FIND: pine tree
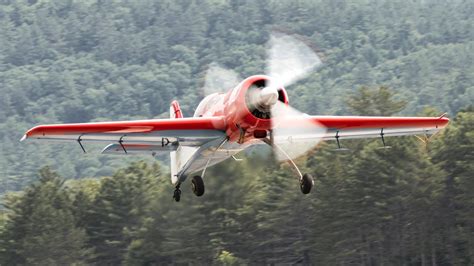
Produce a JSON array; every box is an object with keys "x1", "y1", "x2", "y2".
[
  {"x1": 305, "y1": 85, "x2": 445, "y2": 264},
  {"x1": 346, "y1": 86, "x2": 407, "y2": 116},
  {"x1": 431, "y1": 108, "x2": 474, "y2": 264},
  {"x1": 232, "y1": 154, "x2": 316, "y2": 264},
  {"x1": 85, "y1": 161, "x2": 160, "y2": 264},
  {"x1": 0, "y1": 167, "x2": 92, "y2": 265}
]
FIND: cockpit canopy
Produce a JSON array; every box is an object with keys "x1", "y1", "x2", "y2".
[{"x1": 193, "y1": 93, "x2": 222, "y2": 117}]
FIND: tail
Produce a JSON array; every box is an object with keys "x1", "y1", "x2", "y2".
[{"x1": 170, "y1": 100, "x2": 183, "y2": 119}]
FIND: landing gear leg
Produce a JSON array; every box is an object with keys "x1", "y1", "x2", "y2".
[
  {"x1": 263, "y1": 138, "x2": 315, "y2": 194},
  {"x1": 173, "y1": 183, "x2": 181, "y2": 202}
]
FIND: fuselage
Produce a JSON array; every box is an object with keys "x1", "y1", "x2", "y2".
[
  {"x1": 193, "y1": 75, "x2": 288, "y2": 144},
  {"x1": 171, "y1": 75, "x2": 288, "y2": 178}
]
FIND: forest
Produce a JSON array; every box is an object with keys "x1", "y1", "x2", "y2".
[{"x1": 0, "y1": 0, "x2": 473, "y2": 264}]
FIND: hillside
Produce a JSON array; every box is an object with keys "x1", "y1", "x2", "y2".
[
  {"x1": 0, "y1": 0, "x2": 473, "y2": 264},
  {"x1": 1, "y1": 0, "x2": 473, "y2": 188}
]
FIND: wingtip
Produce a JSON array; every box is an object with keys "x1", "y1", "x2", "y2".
[
  {"x1": 20, "y1": 134, "x2": 27, "y2": 142},
  {"x1": 437, "y1": 113, "x2": 450, "y2": 127}
]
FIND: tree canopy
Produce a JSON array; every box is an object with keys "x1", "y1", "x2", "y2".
[
  {"x1": 0, "y1": 0, "x2": 473, "y2": 264},
  {"x1": 0, "y1": 0, "x2": 472, "y2": 186}
]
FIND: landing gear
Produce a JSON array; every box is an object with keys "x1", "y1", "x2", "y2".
[
  {"x1": 263, "y1": 137, "x2": 316, "y2": 195},
  {"x1": 173, "y1": 184, "x2": 181, "y2": 202},
  {"x1": 300, "y1": 173, "x2": 314, "y2": 194},
  {"x1": 191, "y1": 175, "x2": 205, "y2": 196},
  {"x1": 172, "y1": 176, "x2": 205, "y2": 202}
]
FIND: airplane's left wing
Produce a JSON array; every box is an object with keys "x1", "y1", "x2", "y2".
[
  {"x1": 22, "y1": 117, "x2": 227, "y2": 153},
  {"x1": 273, "y1": 114, "x2": 449, "y2": 143}
]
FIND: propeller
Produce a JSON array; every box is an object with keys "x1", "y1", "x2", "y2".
[
  {"x1": 261, "y1": 32, "x2": 325, "y2": 161},
  {"x1": 266, "y1": 32, "x2": 322, "y2": 88},
  {"x1": 270, "y1": 101, "x2": 326, "y2": 162},
  {"x1": 202, "y1": 62, "x2": 241, "y2": 96},
  {"x1": 203, "y1": 32, "x2": 326, "y2": 161}
]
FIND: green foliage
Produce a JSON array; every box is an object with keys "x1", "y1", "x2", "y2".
[
  {"x1": 0, "y1": 0, "x2": 472, "y2": 185},
  {"x1": 0, "y1": 167, "x2": 93, "y2": 265},
  {"x1": 216, "y1": 250, "x2": 241, "y2": 265},
  {"x1": 430, "y1": 109, "x2": 474, "y2": 264},
  {"x1": 0, "y1": 0, "x2": 473, "y2": 264},
  {"x1": 347, "y1": 86, "x2": 407, "y2": 116},
  {"x1": 84, "y1": 161, "x2": 161, "y2": 264},
  {"x1": 1, "y1": 106, "x2": 473, "y2": 264}
]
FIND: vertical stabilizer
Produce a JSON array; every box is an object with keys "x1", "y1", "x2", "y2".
[{"x1": 170, "y1": 100, "x2": 183, "y2": 119}]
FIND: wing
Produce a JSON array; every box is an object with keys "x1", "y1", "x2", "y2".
[
  {"x1": 274, "y1": 115, "x2": 449, "y2": 142},
  {"x1": 22, "y1": 117, "x2": 227, "y2": 153}
]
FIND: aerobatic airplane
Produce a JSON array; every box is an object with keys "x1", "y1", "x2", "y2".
[{"x1": 22, "y1": 33, "x2": 449, "y2": 201}]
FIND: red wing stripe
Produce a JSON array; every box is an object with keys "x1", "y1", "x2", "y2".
[
  {"x1": 25, "y1": 117, "x2": 226, "y2": 138},
  {"x1": 104, "y1": 126, "x2": 154, "y2": 133},
  {"x1": 310, "y1": 116, "x2": 449, "y2": 129}
]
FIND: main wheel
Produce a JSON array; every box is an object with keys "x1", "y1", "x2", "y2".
[
  {"x1": 300, "y1": 173, "x2": 314, "y2": 194},
  {"x1": 173, "y1": 188, "x2": 181, "y2": 202},
  {"x1": 191, "y1": 175, "x2": 205, "y2": 196}
]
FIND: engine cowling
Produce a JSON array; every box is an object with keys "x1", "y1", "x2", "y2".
[{"x1": 224, "y1": 75, "x2": 288, "y2": 143}]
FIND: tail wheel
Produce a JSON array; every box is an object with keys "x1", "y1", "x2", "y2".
[
  {"x1": 191, "y1": 175, "x2": 205, "y2": 196},
  {"x1": 300, "y1": 173, "x2": 314, "y2": 194}
]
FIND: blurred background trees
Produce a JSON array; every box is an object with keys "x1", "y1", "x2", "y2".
[
  {"x1": 0, "y1": 0, "x2": 473, "y2": 264},
  {"x1": 0, "y1": 0, "x2": 472, "y2": 185},
  {"x1": 1, "y1": 91, "x2": 472, "y2": 265}
]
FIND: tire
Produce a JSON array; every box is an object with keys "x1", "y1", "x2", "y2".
[
  {"x1": 300, "y1": 173, "x2": 314, "y2": 194},
  {"x1": 191, "y1": 175, "x2": 205, "y2": 196},
  {"x1": 173, "y1": 189, "x2": 181, "y2": 202}
]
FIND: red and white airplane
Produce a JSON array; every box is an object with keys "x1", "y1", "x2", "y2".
[{"x1": 22, "y1": 33, "x2": 449, "y2": 201}]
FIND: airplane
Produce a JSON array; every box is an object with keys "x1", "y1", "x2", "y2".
[{"x1": 21, "y1": 33, "x2": 450, "y2": 202}]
